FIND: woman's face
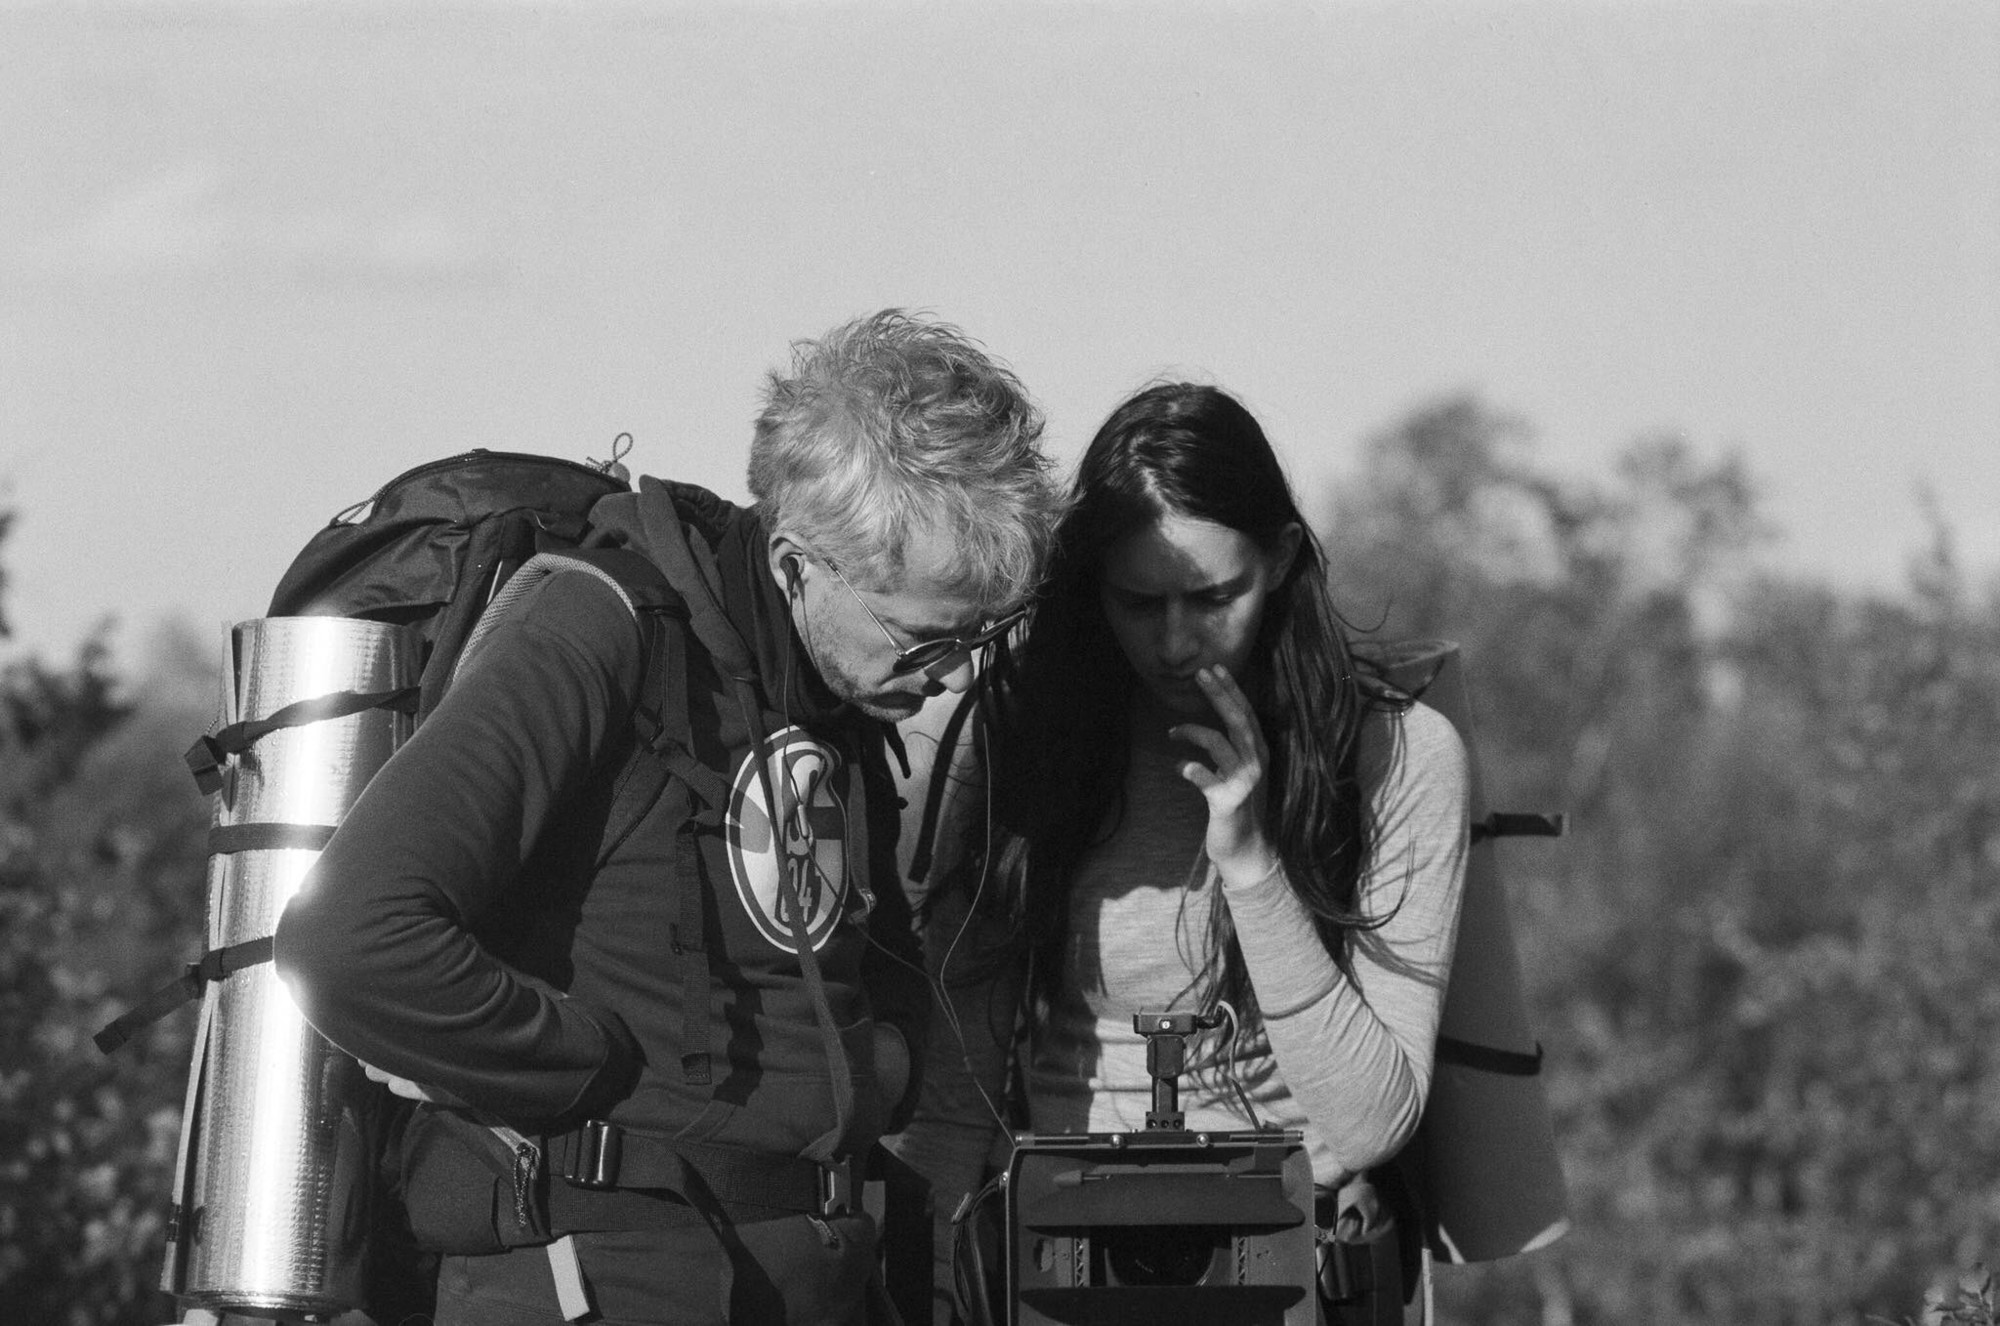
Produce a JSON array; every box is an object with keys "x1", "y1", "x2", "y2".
[{"x1": 1098, "y1": 512, "x2": 1299, "y2": 719}]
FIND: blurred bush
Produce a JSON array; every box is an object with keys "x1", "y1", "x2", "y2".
[
  {"x1": 1327, "y1": 398, "x2": 2000, "y2": 1324},
  {"x1": 1, "y1": 597, "x2": 212, "y2": 1326}
]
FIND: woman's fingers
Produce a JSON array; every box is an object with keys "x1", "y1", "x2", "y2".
[
  {"x1": 1163, "y1": 667, "x2": 1275, "y2": 873},
  {"x1": 1169, "y1": 720, "x2": 1234, "y2": 771},
  {"x1": 1184, "y1": 664, "x2": 1264, "y2": 780},
  {"x1": 1171, "y1": 719, "x2": 1262, "y2": 813},
  {"x1": 1180, "y1": 760, "x2": 1222, "y2": 791},
  {"x1": 1196, "y1": 665, "x2": 1267, "y2": 763}
]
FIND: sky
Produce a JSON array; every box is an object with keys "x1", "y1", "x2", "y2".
[{"x1": 2, "y1": 0, "x2": 1996, "y2": 671}]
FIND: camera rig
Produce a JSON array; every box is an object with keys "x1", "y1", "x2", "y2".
[{"x1": 998, "y1": 1010, "x2": 1317, "y2": 1325}]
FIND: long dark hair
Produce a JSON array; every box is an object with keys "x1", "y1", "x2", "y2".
[{"x1": 970, "y1": 382, "x2": 1407, "y2": 1025}]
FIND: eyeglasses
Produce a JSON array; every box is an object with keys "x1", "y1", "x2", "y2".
[{"x1": 818, "y1": 557, "x2": 1026, "y2": 676}]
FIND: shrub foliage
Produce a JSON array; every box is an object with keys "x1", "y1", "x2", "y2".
[{"x1": 1327, "y1": 399, "x2": 2000, "y2": 1324}]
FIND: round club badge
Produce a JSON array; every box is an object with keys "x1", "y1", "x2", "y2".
[{"x1": 725, "y1": 726, "x2": 850, "y2": 953}]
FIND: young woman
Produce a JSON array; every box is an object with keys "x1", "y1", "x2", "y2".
[{"x1": 893, "y1": 382, "x2": 1472, "y2": 1325}]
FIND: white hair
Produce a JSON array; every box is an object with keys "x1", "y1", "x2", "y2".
[{"x1": 747, "y1": 309, "x2": 1060, "y2": 613}]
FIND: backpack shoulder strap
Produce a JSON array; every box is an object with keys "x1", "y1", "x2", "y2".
[
  {"x1": 452, "y1": 547, "x2": 681, "y2": 680},
  {"x1": 487, "y1": 545, "x2": 738, "y2": 1091},
  {"x1": 907, "y1": 686, "x2": 983, "y2": 885},
  {"x1": 415, "y1": 509, "x2": 548, "y2": 720},
  {"x1": 611, "y1": 485, "x2": 864, "y2": 1140},
  {"x1": 625, "y1": 477, "x2": 758, "y2": 683},
  {"x1": 454, "y1": 545, "x2": 734, "y2": 815}
]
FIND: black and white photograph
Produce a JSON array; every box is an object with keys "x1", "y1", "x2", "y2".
[{"x1": 2, "y1": 3, "x2": 1995, "y2": 1324}]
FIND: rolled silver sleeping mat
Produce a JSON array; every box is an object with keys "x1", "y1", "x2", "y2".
[{"x1": 169, "y1": 616, "x2": 416, "y2": 1320}]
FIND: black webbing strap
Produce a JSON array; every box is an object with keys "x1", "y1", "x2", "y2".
[
  {"x1": 780, "y1": 859, "x2": 852, "y2": 1164},
  {"x1": 907, "y1": 688, "x2": 980, "y2": 885},
  {"x1": 554, "y1": 548, "x2": 730, "y2": 1096},
  {"x1": 669, "y1": 816, "x2": 713, "y2": 1087},
  {"x1": 578, "y1": 505, "x2": 845, "y2": 1140},
  {"x1": 93, "y1": 937, "x2": 276, "y2": 1054},
  {"x1": 208, "y1": 822, "x2": 338, "y2": 855},
  {"x1": 184, "y1": 686, "x2": 420, "y2": 795},
  {"x1": 737, "y1": 678, "x2": 854, "y2": 1166},
  {"x1": 548, "y1": 1121, "x2": 829, "y2": 1213},
  {"x1": 1470, "y1": 812, "x2": 1568, "y2": 843},
  {"x1": 630, "y1": 605, "x2": 722, "y2": 1090},
  {"x1": 1435, "y1": 1034, "x2": 1544, "y2": 1077},
  {"x1": 644, "y1": 738, "x2": 733, "y2": 826}
]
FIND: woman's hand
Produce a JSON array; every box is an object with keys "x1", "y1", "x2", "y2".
[{"x1": 1168, "y1": 664, "x2": 1284, "y2": 888}]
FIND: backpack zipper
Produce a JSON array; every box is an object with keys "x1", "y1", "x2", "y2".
[
  {"x1": 334, "y1": 449, "x2": 628, "y2": 525},
  {"x1": 485, "y1": 1120, "x2": 543, "y2": 1232}
]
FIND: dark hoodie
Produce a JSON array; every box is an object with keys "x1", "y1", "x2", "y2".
[{"x1": 276, "y1": 480, "x2": 928, "y2": 1182}]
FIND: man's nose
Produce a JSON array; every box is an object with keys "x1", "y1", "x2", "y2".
[{"x1": 922, "y1": 652, "x2": 976, "y2": 696}]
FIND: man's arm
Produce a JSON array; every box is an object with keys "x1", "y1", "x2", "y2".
[{"x1": 275, "y1": 573, "x2": 647, "y2": 1128}]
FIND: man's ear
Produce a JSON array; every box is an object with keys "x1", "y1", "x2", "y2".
[{"x1": 766, "y1": 533, "x2": 809, "y2": 596}]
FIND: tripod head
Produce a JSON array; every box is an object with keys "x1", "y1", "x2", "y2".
[{"x1": 1134, "y1": 1009, "x2": 1224, "y2": 1130}]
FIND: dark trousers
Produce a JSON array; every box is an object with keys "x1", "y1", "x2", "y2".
[{"x1": 432, "y1": 1211, "x2": 878, "y2": 1326}]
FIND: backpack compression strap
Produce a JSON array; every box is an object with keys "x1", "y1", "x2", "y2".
[
  {"x1": 183, "y1": 686, "x2": 420, "y2": 796},
  {"x1": 1470, "y1": 812, "x2": 1567, "y2": 842},
  {"x1": 1427, "y1": 807, "x2": 1566, "y2": 1076},
  {"x1": 114, "y1": 687, "x2": 418, "y2": 1051},
  {"x1": 1434, "y1": 1035, "x2": 1543, "y2": 1076},
  {"x1": 92, "y1": 816, "x2": 342, "y2": 1053},
  {"x1": 92, "y1": 938, "x2": 274, "y2": 1054}
]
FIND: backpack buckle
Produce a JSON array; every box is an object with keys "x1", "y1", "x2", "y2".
[
  {"x1": 818, "y1": 1156, "x2": 859, "y2": 1217},
  {"x1": 563, "y1": 1120, "x2": 623, "y2": 1190},
  {"x1": 183, "y1": 734, "x2": 228, "y2": 796}
]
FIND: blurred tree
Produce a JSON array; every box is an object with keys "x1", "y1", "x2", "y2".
[
  {"x1": 0, "y1": 512, "x2": 212, "y2": 1325},
  {"x1": 1325, "y1": 397, "x2": 1999, "y2": 1324}
]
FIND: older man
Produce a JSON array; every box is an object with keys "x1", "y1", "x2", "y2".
[{"x1": 276, "y1": 310, "x2": 1059, "y2": 1325}]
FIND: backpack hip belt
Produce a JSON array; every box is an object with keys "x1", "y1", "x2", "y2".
[{"x1": 547, "y1": 1121, "x2": 858, "y2": 1217}]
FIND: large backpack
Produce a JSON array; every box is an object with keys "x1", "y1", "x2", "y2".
[
  {"x1": 98, "y1": 447, "x2": 704, "y2": 1045},
  {"x1": 96, "y1": 447, "x2": 738, "y2": 1324},
  {"x1": 265, "y1": 447, "x2": 644, "y2": 719}
]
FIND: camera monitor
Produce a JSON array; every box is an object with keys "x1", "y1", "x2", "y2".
[{"x1": 1001, "y1": 1012, "x2": 1317, "y2": 1325}]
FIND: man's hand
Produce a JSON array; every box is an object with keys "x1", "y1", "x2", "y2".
[
  {"x1": 874, "y1": 1024, "x2": 911, "y2": 1105},
  {"x1": 358, "y1": 1059, "x2": 466, "y2": 1109}
]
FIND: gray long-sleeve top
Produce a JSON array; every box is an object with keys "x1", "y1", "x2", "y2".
[{"x1": 894, "y1": 697, "x2": 1469, "y2": 1232}]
